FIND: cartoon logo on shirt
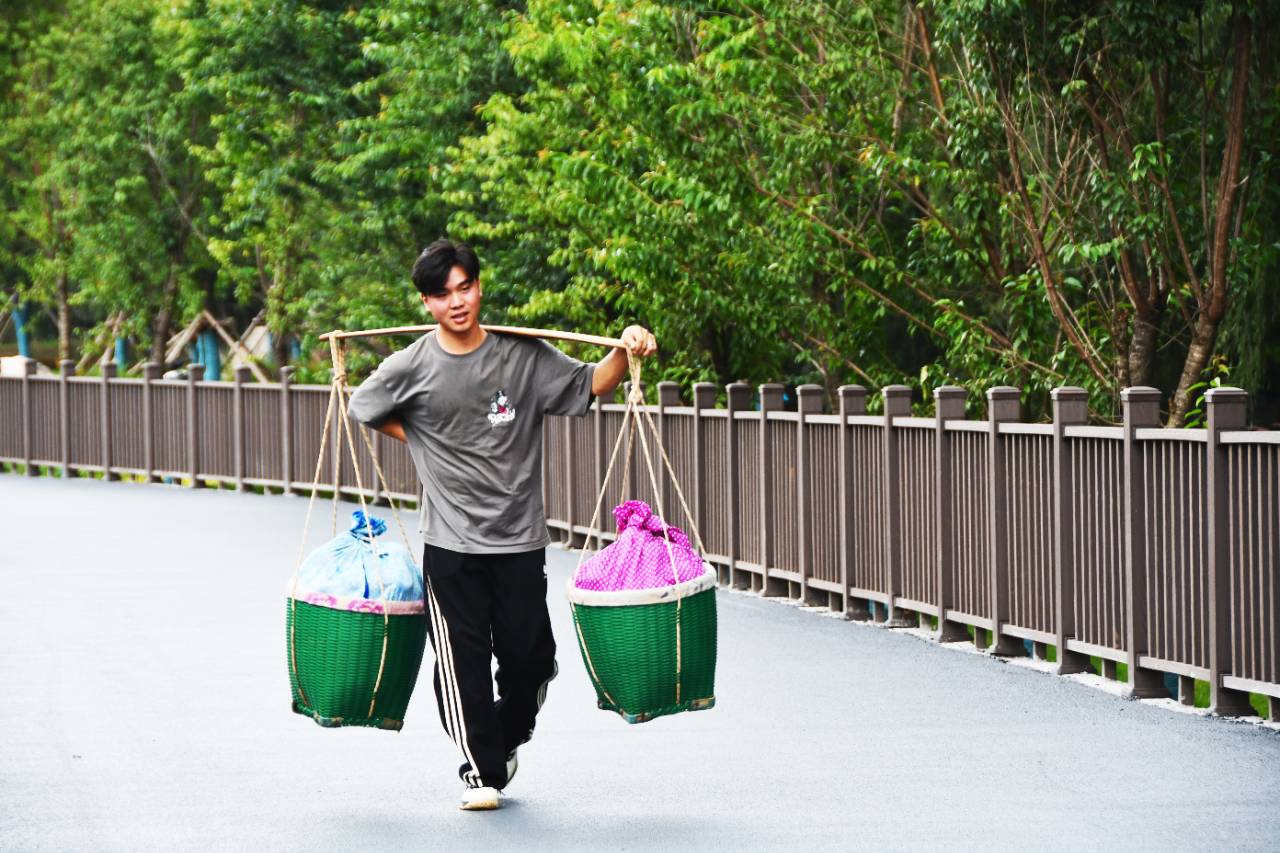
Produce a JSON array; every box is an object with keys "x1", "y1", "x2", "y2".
[{"x1": 487, "y1": 390, "x2": 516, "y2": 426}]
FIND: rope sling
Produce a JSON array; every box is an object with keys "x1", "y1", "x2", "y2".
[
  {"x1": 287, "y1": 326, "x2": 710, "y2": 724},
  {"x1": 570, "y1": 353, "x2": 711, "y2": 711},
  {"x1": 287, "y1": 336, "x2": 415, "y2": 722}
]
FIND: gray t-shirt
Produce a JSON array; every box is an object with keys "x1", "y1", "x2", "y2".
[{"x1": 348, "y1": 331, "x2": 595, "y2": 554}]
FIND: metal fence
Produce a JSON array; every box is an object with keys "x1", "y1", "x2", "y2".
[{"x1": 2, "y1": 359, "x2": 1277, "y2": 719}]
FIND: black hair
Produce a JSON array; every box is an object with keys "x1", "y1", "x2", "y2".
[{"x1": 411, "y1": 239, "x2": 480, "y2": 296}]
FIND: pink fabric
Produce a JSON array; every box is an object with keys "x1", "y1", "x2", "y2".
[
  {"x1": 288, "y1": 587, "x2": 425, "y2": 615},
  {"x1": 574, "y1": 501, "x2": 705, "y2": 591}
]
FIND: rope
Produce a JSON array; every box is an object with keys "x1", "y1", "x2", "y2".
[
  {"x1": 572, "y1": 604, "x2": 619, "y2": 710},
  {"x1": 627, "y1": 356, "x2": 683, "y2": 703},
  {"x1": 573, "y1": 385, "x2": 642, "y2": 578},
  {"x1": 288, "y1": 377, "x2": 340, "y2": 711},
  {"x1": 290, "y1": 381, "x2": 340, "y2": 577},
  {"x1": 353, "y1": 410, "x2": 414, "y2": 555},
  {"x1": 568, "y1": 366, "x2": 652, "y2": 712},
  {"x1": 330, "y1": 337, "x2": 392, "y2": 720},
  {"x1": 635, "y1": 403, "x2": 709, "y2": 558},
  {"x1": 329, "y1": 359, "x2": 343, "y2": 536},
  {"x1": 292, "y1": 330, "x2": 702, "y2": 722},
  {"x1": 288, "y1": 333, "x2": 402, "y2": 724},
  {"x1": 571, "y1": 351, "x2": 708, "y2": 709}
]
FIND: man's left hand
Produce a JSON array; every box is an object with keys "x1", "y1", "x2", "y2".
[{"x1": 620, "y1": 325, "x2": 657, "y2": 358}]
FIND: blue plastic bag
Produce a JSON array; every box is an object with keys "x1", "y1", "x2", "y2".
[{"x1": 296, "y1": 511, "x2": 422, "y2": 602}]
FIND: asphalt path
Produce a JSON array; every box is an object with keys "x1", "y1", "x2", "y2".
[{"x1": 2, "y1": 475, "x2": 1279, "y2": 852}]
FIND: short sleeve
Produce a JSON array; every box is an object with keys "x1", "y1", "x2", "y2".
[
  {"x1": 349, "y1": 349, "x2": 414, "y2": 427},
  {"x1": 535, "y1": 340, "x2": 595, "y2": 417}
]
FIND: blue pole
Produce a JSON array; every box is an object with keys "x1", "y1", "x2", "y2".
[
  {"x1": 200, "y1": 328, "x2": 221, "y2": 381},
  {"x1": 114, "y1": 337, "x2": 128, "y2": 373},
  {"x1": 14, "y1": 303, "x2": 31, "y2": 358}
]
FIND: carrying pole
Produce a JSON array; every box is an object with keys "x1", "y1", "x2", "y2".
[{"x1": 320, "y1": 323, "x2": 626, "y2": 350}]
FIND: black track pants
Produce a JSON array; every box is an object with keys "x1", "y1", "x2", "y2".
[{"x1": 422, "y1": 544, "x2": 557, "y2": 789}]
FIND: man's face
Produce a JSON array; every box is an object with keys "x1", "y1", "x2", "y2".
[{"x1": 422, "y1": 265, "x2": 481, "y2": 335}]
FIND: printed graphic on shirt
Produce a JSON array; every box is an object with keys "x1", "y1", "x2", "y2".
[{"x1": 487, "y1": 390, "x2": 516, "y2": 426}]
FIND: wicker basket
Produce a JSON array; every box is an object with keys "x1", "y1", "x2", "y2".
[
  {"x1": 286, "y1": 592, "x2": 428, "y2": 731},
  {"x1": 567, "y1": 566, "x2": 718, "y2": 724}
]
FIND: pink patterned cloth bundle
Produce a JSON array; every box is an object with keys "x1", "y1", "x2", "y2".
[{"x1": 574, "y1": 500, "x2": 706, "y2": 591}]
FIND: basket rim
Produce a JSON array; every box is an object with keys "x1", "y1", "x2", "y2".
[
  {"x1": 287, "y1": 585, "x2": 424, "y2": 615},
  {"x1": 566, "y1": 564, "x2": 716, "y2": 607}
]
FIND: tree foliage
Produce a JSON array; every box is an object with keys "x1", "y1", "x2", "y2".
[{"x1": 1, "y1": 0, "x2": 1277, "y2": 424}]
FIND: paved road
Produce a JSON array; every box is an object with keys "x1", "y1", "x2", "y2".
[{"x1": 2, "y1": 475, "x2": 1279, "y2": 852}]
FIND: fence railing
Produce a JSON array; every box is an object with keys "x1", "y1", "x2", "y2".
[
  {"x1": 543, "y1": 380, "x2": 1279, "y2": 721},
  {"x1": 0, "y1": 360, "x2": 423, "y2": 503},
  {"x1": 2, "y1": 358, "x2": 1277, "y2": 719}
]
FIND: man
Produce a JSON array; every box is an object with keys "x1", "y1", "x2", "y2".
[{"x1": 348, "y1": 239, "x2": 656, "y2": 811}]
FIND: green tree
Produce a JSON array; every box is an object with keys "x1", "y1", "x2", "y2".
[
  {"x1": 3, "y1": 0, "x2": 1277, "y2": 419},
  {"x1": 69, "y1": 0, "x2": 219, "y2": 368},
  {"x1": 174, "y1": 0, "x2": 373, "y2": 368},
  {"x1": 450, "y1": 0, "x2": 1278, "y2": 419},
  {"x1": 1, "y1": 0, "x2": 217, "y2": 368},
  {"x1": 321, "y1": 0, "x2": 536, "y2": 340},
  {"x1": 929, "y1": 0, "x2": 1277, "y2": 422},
  {"x1": 1, "y1": 1, "x2": 82, "y2": 362}
]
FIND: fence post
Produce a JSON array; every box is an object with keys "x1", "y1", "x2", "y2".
[
  {"x1": 934, "y1": 386, "x2": 969, "y2": 641},
  {"x1": 725, "y1": 382, "x2": 751, "y2": 590},
  {"x1": 279, "y1": 367, "x2": 295, "y2": 495},
  {"x1": 187, "y1": 363, "x2": 205, "y2": 488},
  {"x1": 657, "y1": 381, "x2": 681, "y2": 523},
  {"x1": 797, "y1": 384, "x2": 825, "y2": 605},
  {"x1": 370, "y1": 427, "x2": 384, "y2": 506},
  {"x1": 563, "y1": 409, "x2": 576, "y2": 544},
  {"x1": 838, "y1": 385, "x2": 869, "y2": 620},
  {"x1": 59, "y1": 360, "x2": 74, "y2": 478},
  {"x1": 100, "y1": 362, "x2": 118, "y2": 482},
  {"x1": 19, "y1": 358, "x2": 36, "y2": 476},
  {"x1": 232, "y1": 366, "x2": 251, "y2": 491},
  {"x1": 1120, "y1": 386, "x2": 1169, "y2": 697},
  {"x1": 541, "y1": 410, "x2": 550, "y2": 538},
  {"x1": 882, "y1": 385, "x2": 912, "y2": 625},
  {"x1": 692, "y1": 382, "x2": 717, "y2": 568},
  {"x1": 142, "y1": 362, "x2": 161, "y2": 483},
  {"x1": 591, "y1": 392, "x2": 605, "y2": 550},
  {"x1": 759, "y1": 383, "x2": 786, "y2": 596},
  {"x1": 986, "y1": 386, "x2": 1024, "y2": 655},
  {"x1": 1205, "y1": 387, "x2": 1256, "y2": 715},
  {"x1": 1051, "y1": 387, "x2": 1091, "y2": 675},
  {"x1": 330, "y1": 365, "x2": 343, "y2": 504}
]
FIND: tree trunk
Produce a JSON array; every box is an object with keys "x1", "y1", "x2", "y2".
[
  {"x1": 1170, "y1": 315, "x2": 1220, "y2": 426},
  {"x1": 149, "y1": 266, "x2": 179, "y2": 366},
  {"x1": 272, "y1": 330, "x2": 290, "y2": 376},
  {"x1": 1168, "y1": 9, "x2": 1251, "y2": 426},
  {"x1": 1113, "y1": 323, "x2": 1131, "y2": 390},
  {"x1": 1127, "y1": 311, "x2": 1160, "y2": 387},
  {"x1": 56, "y1": 272, "x2": 71, "y2": 363},
  {"x1": 702, "y1": 324, "x2": 733, "y2": 389}
]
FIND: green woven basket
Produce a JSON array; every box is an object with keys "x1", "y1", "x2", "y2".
[
  {"x1": 286, "y1": 596, "x2": 428, "y2": 731},
  {"x1": 567, "y1": 566, "x2": 718, "y2": 724}
]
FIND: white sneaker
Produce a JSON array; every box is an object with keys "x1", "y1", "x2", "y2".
[
  {"x1": 504, "y1": 749, "x2": 518, "y2": 788},
  {"x1": 460, "y1": 786, "x2": 502, "y2": 811}
]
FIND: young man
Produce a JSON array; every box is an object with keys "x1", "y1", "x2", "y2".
[{"x1": 348, "y1": 239, "x2": 656, "y2": 811}]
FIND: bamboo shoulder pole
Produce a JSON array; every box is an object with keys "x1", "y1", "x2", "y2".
[{"x1": 319, "y1": 323, "x2": 627, "y2": 349}]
